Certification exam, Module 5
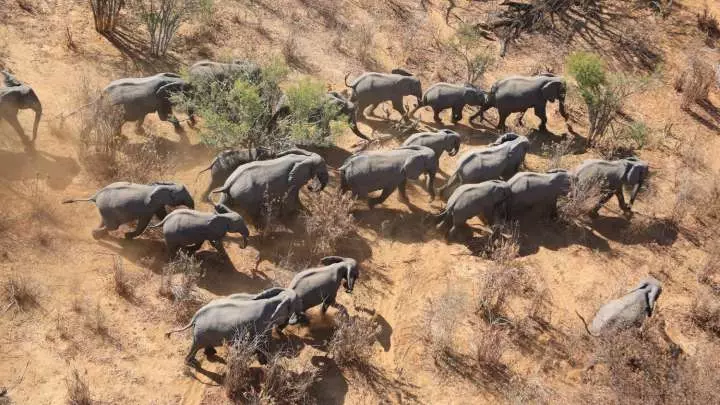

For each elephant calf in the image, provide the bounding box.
[572,157,649,218]
[507,169,571,219]
[434,180,512,239]
[165,287,302,367]
[340,145,438,208]
[409,82,487,124]
[197,147,274,202]
[62,182,194,239]
[0,71,42,150]
[402,129,461,168]
[577,277,662,336]
[438,133,529,199]
[345,69,422,121]
[288,256,359,323]
[146,204,249,258]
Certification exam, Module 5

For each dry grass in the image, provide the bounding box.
[675,56,716,109]
[474,324,505,367]
[224,330,265,402]
[65,26,77,52]
[111,256,135,299]
[66,369,93,405]
[83,302,108,336]
[422,284,468,362]
[160,252,206,324]
[334,22,379,70]
[541,136,574,170]
[477,264,526,325]
[559,175,605,222]
[2,275,41,313]
[0,27,9,69]
[690,291,720,337]
[327,315,379,368]
[697,4,720,46]
[481,222,520,264]
[698,242,720,293]
[303,191,356,257]
[282,34,313,72]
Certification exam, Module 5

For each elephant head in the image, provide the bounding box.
[147,182,195,209]
[547,168,572,195]
[463,84,488,108]
[321,256,359,293]
[622,157,649,206]
[439,129,461,156]
[399,145,438,198]
[541,78,568,119]
[326,91,368,140]
[630,277,662,316]
[155,77,191,120]
[286,150,329,192]
[214,204,249,248]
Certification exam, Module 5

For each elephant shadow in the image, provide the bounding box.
[353,207,430,243]
[373,313,392,352]
[516,218,612,256]
[296,144,353,169]
[310,356,349,405]
[0,149,80,190]
[589,214,679,247]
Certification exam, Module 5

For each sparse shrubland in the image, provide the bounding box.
[303,191,356,256]
[133,0,197,57]
[89,0,124,33]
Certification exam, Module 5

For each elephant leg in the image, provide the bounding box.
[451,105,463,123]
[397,179,409,202]
[203,346,217,357]
[591,192,615,217]
[185,339,200,367]
[210,239,228,257]
[321,295,337,314]
[391,97,406,116]
[3,113,33,148]
[497,110,510,130]
[433,108,442,123]
[92,219,109,240]
[448,223,465,241]
[125,216,152,239]
[469,105,490,123]
[534,105,548,131]
[368,187,396,208]
[615,189,630,212]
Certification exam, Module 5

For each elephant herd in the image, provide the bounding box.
[1,60,661,369]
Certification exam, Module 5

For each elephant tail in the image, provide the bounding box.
[56,94,103,120]
[575,310,599,337]
[165,320,195,338]
[148,216,170,229]
[195,157,218,181]
[344,72,353,87]
[61,196,96,204]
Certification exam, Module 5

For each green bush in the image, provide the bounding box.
[567,51,606,91]
[281,77,346,146]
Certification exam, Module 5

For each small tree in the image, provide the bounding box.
[135,0,194,57]
[446,24,495,84]
[90,0,125,33]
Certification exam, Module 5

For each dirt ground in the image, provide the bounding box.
[1,0,720,404]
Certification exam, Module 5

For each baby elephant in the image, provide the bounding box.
[197,147,274,202]
[572,157,649,218]
[402,129,461,167]
[434,180,512,240]
[288,256,359,324]
[146,204,249,258]
[62,182,194,240]
[165,287,302,367]
[409,82,487,123]
[507,169,571,219]
[577,277,662,336]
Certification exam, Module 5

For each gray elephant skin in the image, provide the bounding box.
[344,69,422,121]
[471,75,568,131]
[268,90,369,140]
[578,277,662,336]
[572,157,649,218]
[146,204,249,258]
[434,180,512,239]
[288,256,359,323]
[340,145,438,208]
[0,71,41,150]
[212,149,329,224]
[410,82,487,123]
[438,133,530,199]
[165,287,303,367]
[188,59,261,84]
[62,182,194,239]
[197,147,274,203]
[103,73,190,133]
[507,169,571,218]
[402,129,461,167]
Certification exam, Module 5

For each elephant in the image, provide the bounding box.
[507,169,572,219]
[62,181,194,240]
[145,204,249,258]
[470,75,568,131]
[0,71,42,150]
[267,91,369,140]
[402,129,461,169]
[197,147,274,203]
[165,287,303,367]
[188,59,261,84]
[438,133,530,199]
[408,82,487,123]
[211,149,329,224]
[433,180,512,240]
[339,145,438,208]
[577,277,662,336]
[287,256,359,324]
[571,157,649,218]
[344,69,422,122]
[102,73,191,133]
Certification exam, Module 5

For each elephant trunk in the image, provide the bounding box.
[558,95,568,120]
[449,138,460,156]
[31,105,42,143]
[629,178,643,206]
[426,170,436,199]
[315,169,329,192]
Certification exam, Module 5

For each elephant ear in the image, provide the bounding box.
[288,158,315,187]
[320,256,347,265]
[156,81,186,100]
[625,162,647,185]
[402,154,425,180]
[540,80,563,102]
[145,186,172,207]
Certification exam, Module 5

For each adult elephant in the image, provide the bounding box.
[267,90,369,140]
[409,82,487,124]
[165,287,303,367]
[434,180,512,240]
[196,147,274,203]
[211,149,328,224]
[62,181,194,239]
[470,74,568,131]
[344,69,422,122]
[102,73,191,134]
[438,133,529,199]
[571,157,649,218]
[402,129,461,168]
[188,59,261,84]
[339,145,438,208]
[0,71,42,150]
[507,169,572,219]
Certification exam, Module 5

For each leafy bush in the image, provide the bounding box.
[281,77,345,146]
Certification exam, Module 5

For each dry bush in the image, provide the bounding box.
[111,256,135,299]
[2,275,40,313]
[474,324,505,367]
[66,369,94,405]
[558,175,604,222]
[697,4,720,45]
[541,137,574,170]
[699,242,720,293]
[90,0,124,33]
[160,252,206,323]
[327,315,379,368]
[224,330,265,402]
[422,284,468,362]
[84,302,108,336]
[675,57,715,109]
[481,222,520,264]
[690,291,720,337]
[303,191,356,256]
[281,35,311,72]
[477,264,526,325]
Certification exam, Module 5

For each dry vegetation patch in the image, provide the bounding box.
[66,369,94,405]
[2,274,41,313]
[303,191,356,257]
[327,315,379,368]
[159,252,206,323]
[674,56,716,110]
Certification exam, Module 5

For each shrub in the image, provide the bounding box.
[224,330,264,401]
[443,23,495,84]
[697,4,720,44]
[160,252,205,323]
[90,0,125,33]
[422,285,467,361]
[477,264,524,325]
[66,369,94,405]
[281,77,345,146]
[84,302,108,336]
[675,57,715,109]
[474,324,505,367]
[691,292,720,337]
[541,136,574,170]
[559,174,605,222]
[112,256,135,299]
[327,316,379,367]
[303,191,356,256]
[134,0,194,57]
[2,275,40,313]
